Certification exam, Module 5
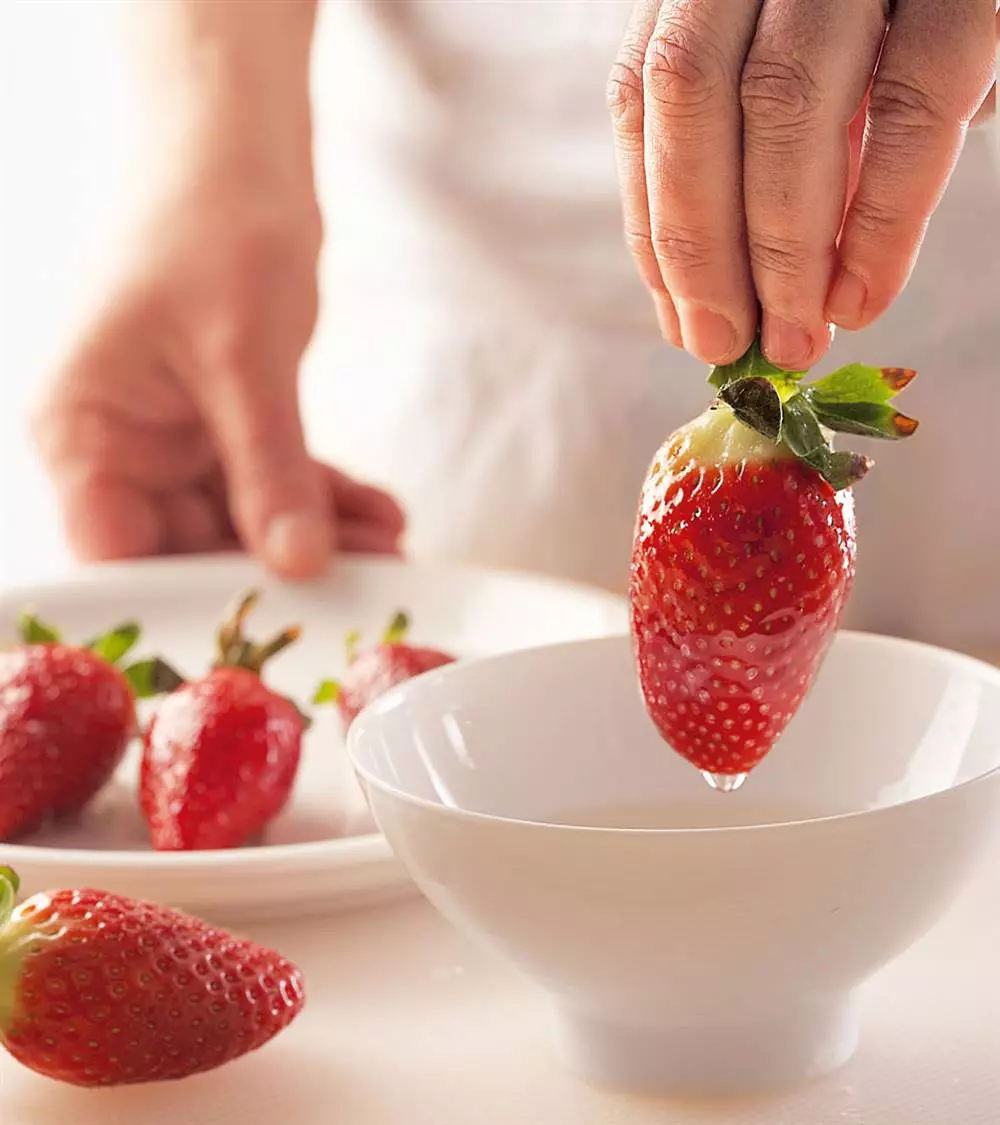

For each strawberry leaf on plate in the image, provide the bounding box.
[124,657,186,699]
[86,622,142,665]
[18,613,60,645]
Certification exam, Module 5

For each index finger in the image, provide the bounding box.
[641,0,762,364]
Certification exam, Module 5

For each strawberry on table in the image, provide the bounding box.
[0,866,304,1087]
[135,589,306,852]
[0,615,142,841]
[314,611,456,727]
[631,342,919,790]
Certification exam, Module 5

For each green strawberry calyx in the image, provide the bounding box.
[17,613,143,665]
[123,589,310,725]
[124,588,300,698]
[708,339,919,490]
[312,610,411,706]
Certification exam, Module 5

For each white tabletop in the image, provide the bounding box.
[3,843,998,1125]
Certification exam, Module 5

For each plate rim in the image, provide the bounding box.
[0,551,629,616]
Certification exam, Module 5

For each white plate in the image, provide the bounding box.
[0,554,626,921]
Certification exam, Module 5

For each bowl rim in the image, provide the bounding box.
[347,630,1000,837]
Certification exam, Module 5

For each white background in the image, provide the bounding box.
[1,0,134,587]
[1,2,997,593]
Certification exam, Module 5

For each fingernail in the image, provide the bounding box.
[762,316,814,371]
[264,511,332,578]
[676,302,738,363]
[826,268,868,328]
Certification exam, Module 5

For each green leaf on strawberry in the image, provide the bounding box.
[708,338,800,394]
[312,679,341,705]
[803,362,916,404]
[124,657,187,700]
[708,341,918,490]
[807,400,919,441]
[86,621,142,665]
[17,613,60,645]
[780,394,874,488]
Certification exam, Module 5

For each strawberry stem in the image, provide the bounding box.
[217,589,262,666]
[214,589,303,675]
[250,627,302,671]
[382,611,409,646]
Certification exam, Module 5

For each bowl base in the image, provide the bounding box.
[552,992,861,1097]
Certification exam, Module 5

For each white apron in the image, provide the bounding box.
[300,0,1000,656]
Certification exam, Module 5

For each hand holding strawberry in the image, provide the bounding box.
[0,866,304,1086]
[631,342,919,789]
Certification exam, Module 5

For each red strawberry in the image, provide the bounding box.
[0,616,141,841]
[314,612,456,726]
[0,866,304,1087]
[137,590,306,851]
[631,345,919,789]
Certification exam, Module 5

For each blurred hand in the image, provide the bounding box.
[609,0,997,369]
[33,167,405,579]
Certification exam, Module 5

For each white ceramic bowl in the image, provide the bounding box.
[348,633,1000,1096]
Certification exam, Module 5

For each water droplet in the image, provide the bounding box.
[701,770,748,793]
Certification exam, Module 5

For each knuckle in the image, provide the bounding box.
[649,224,718,273]
[747,232,814,280]
[740,53,824,138]
[643,18,730,116]
[868,75,946,138]
[846,194,906,242]
[607,50,645,129]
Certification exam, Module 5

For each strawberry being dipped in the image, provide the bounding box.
[631,342,919,790]
[136,590,306,851]
[314,611,456,727]
[0,867,304,1086]
[0,615,141,841]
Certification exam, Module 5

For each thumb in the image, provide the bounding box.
[199,362,333,578]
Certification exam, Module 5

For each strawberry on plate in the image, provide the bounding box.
[134,590,307,852]
[631,342,919,790]
[0,615,142,841]
[0,866,304,1087]
[314,611,456,727]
